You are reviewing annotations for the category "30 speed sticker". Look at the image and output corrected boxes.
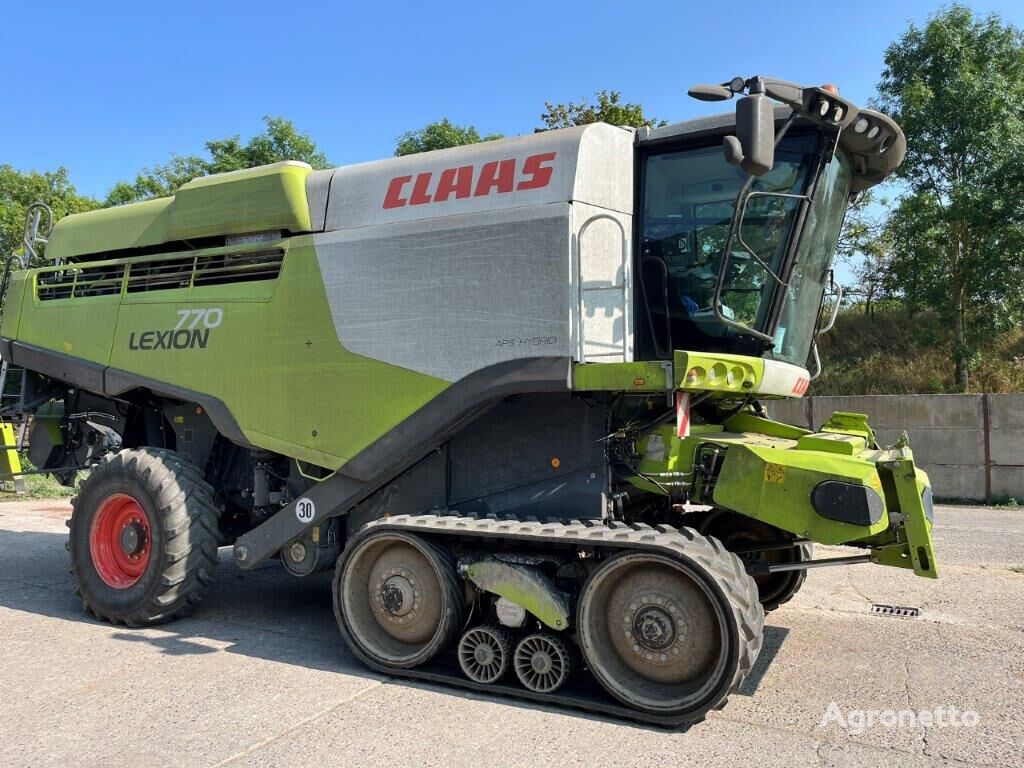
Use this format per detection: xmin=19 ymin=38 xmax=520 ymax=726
xmin=295 ymin=497 xmax=316 ymax=523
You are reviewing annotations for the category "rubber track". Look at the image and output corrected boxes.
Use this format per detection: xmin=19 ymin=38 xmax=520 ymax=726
xmin=338 ymin=514 xmax=765 ymax=728
xmin=68 ymin=448 xmax=220 ymax=627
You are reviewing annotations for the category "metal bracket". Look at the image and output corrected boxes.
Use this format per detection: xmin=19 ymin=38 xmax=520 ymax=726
xmin=661 ymin=360 xmax=674 ymax=406
xmin=746 ymin=553 xmax=872 ymax=575
xmin=461 ymin=557 xmax=572 ymax=631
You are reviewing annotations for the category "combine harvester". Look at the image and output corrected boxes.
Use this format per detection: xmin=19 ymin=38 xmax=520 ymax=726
xmin=0 ymin=76 xmax=936 ymax=726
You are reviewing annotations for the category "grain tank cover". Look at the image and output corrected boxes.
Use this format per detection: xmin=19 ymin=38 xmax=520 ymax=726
xmin=307 ymin=123 xmax=635 ymax=232
xmin=45 ymin=161 xmax=314 ymax=261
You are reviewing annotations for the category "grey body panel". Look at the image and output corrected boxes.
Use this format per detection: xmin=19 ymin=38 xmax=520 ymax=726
xmin=315 ymin=205 xmax=573 ymax=382
xmin=312 ymin=123 xmax=636 ymax=382
xmin=322 ymin=123 xmax=634 ymax=231
xmin=305 ymin=168 xmax=335 ymax=231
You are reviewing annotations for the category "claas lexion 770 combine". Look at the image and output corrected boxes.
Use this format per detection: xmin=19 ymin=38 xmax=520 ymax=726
xmin=0 ymin=76 xmax=937 ymax=726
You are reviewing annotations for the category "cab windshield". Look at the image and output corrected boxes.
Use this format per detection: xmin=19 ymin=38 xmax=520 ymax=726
xmin=773 ymin=150 xmax=852 ymax=365
xmin=638 ymin=133 xmax=840 ymax=363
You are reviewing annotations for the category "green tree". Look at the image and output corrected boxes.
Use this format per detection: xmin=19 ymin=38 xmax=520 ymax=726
xmin=1 ymin=166 xmax=99 ymax=264
xmin=540 ymin=90 xmax=666 ymax=130
xmin=106 ymin=116 xmax=331 ymax=205
xmin=395 ymin=118 xmax=503 ymax=156
xmin=875 ymin=4 xmax=1024 ymax=389
xmin=834 ymin=192 xmax=894 ymax=317
xmin=105 ymin=155 xmax=209 ymax=206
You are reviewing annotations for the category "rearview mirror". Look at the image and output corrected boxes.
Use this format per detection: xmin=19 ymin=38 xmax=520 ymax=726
xmin=724 ymin=93 xmax=775 ymax=177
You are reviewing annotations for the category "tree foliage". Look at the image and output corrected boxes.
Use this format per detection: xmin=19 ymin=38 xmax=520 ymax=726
xmin=835 ymin=192 xmax=894 ymax=316
xmin=874 ymin=3 xmax=1024 ymax=389
xmin=0 ymin=166 xmax=99 ymax=264
xmin=394 ymin=118 xmax=503 ymax=156
xmin=106 ymin=116 xmax=332 ymax=205
xmin=540 ymin=90 xmax=666 ymax=130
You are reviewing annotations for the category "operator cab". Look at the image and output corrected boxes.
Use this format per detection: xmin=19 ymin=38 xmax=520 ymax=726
xmin=633 ymin=77 xmax=904 ymax=371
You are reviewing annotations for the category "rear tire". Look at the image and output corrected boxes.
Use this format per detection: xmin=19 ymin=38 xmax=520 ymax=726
xmin=334 ymin=530 xmax=464 ymax=669
xmin=68 ymin=448 xmax=220 ymax=627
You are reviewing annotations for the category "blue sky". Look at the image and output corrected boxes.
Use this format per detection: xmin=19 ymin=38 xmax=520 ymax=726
xmin=6 ymin=0 xmax=1024 ymax=200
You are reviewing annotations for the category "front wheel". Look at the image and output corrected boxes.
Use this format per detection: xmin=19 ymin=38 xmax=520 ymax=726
xmin=68 ymin=448 xmax=220 ymax=626
xmin=699 ymin=512 xmax=812 ymax=612
xmin=576 ymin=533 xmax=763 ymax=721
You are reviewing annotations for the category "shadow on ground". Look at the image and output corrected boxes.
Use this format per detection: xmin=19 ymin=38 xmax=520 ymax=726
xmin=0 ymin=527 xmax=787 ymax=729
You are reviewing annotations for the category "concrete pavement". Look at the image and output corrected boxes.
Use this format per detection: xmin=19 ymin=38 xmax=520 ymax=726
xmin=0 ymin=500 xmax=1021 ymax=767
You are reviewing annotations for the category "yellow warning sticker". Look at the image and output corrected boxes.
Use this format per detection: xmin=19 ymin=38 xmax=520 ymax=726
xmin=764 ymin=463 xmax=787 ymax=484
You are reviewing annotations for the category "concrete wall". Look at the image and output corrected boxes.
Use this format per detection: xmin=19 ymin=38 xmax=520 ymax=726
xmin=768 ymin=394 xmax=1024 ymax=502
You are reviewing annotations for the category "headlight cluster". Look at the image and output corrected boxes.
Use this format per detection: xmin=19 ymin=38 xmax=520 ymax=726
xmin=852 ymin=114 xmax=894 ymax=153
xmin=810 ymin=92 xmax=847 ymax=124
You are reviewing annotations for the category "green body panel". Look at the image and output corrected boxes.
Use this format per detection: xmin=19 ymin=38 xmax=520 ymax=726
xmin=710 ymin=441 xmax=888 ymax=544
xmin=0 ymin=272 xmax=27 ymax=339
xmin=674 ymin=350 xmax=763 ymax=394
xmin=819 ymin=411 xmax=875 ymax=443
xmin=795 ymin=432 xmax=867 ymax=455
xmin=723 ymin=411 xmax=809 ymax=440
xmin=45 ymin=198 xmax=174 ymax=262
xmin=166 ymin=162 xmax=313 ymax=241
xmin=633 ymin=410 xmax=937 ymax=574
xmin=46 ymin=163 xmax=314 ymax=261
xmin=15 ymin=236 xmax=449 ymax=469
xmin=20 ymin=273 xmax=121 ymax=365
xmin=572 ymin=361 xmax=671 ymax=392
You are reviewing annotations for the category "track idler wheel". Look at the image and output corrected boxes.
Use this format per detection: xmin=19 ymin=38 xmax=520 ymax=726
xmin=513 ymin=633 xmax=572 ymax=693
xmin=577 ymin=546 xmax=760 ymax=719
xmin=334 ymin=530 xmax=463 ymax=669
xmin=458 ymin=625 xmax=510 ymax=684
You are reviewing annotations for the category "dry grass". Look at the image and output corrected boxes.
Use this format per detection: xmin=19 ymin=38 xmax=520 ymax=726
xmin=812 ymin=309 xmax=1024 ymax=395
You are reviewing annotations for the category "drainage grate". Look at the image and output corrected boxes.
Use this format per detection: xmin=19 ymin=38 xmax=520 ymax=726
xmin=870 ymin=603 xmax=921 ymax=619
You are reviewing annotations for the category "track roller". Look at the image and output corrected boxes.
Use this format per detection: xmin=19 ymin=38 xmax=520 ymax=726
xmin=334 ymin=530 xmax=463 ymax=669
xmin=458 ymin=625 xmax=510 ymax=684
xmin=513 ymin=633 xmax=572 ymax=693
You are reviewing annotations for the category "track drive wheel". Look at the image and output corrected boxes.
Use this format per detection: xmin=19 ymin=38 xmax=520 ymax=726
xmin=577 ymin=532 xmax=762 ymax=721
xmin=68 ymin=448 xmax=220 ymax=627
xmin=334 ymin=530 xmax=463 ymax=669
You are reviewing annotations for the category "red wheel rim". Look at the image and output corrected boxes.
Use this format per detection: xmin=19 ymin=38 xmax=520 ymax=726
xmin=89 ymin=493 xmax=152 ymax=589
